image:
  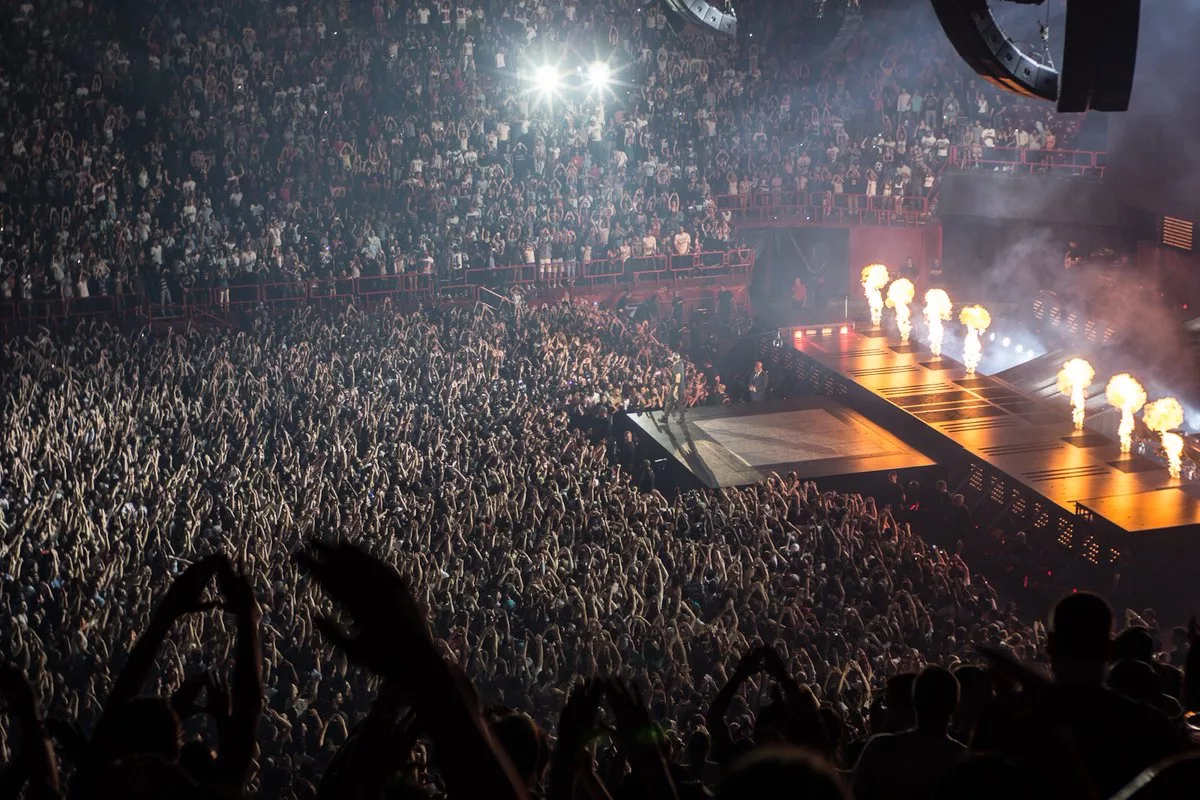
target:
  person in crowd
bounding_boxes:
[852,667,966,800]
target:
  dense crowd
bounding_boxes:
[0,302,1195,798]
[0,0,1085,308]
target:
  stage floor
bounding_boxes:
[789,330,1200,533]
[627,398,936,488]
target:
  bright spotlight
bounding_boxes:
[588,61,611,88]
[1016,344,1024,353]
[989,333,996,341]
[533,64,561,94]
[1001,337,1011,347]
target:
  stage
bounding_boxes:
[762,325,1200,621]
[626,397,936,489]
[780,328,1200,534]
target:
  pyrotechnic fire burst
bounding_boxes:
[958,305,991,376]
[861,264,890,327]
[1143,397,1185,478]
[1162,433,1184,480]
[886,278,916,344]
[1105,374,1147,455]
[1056,358,1096,432]
[923,289,953,358]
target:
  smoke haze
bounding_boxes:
[1105,1,1200,217]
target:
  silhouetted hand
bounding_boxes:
[761,647,790,681]
[549,679,609,800]
[44,718,89,765]
[297,540,527,800]
[733,646,767,681]
[605,679,677,800]
[0,661,60,798]
[159,554,228,622]
[557,678,607,763]
[295,540,437,683]
[605,679,660,755]
[216,558,257,619]
[171,672,211,720]
[0,661,37,716]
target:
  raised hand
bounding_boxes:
[604,679,678,800]
[761,646,791,682]
[170,672,212,720]
[294,539,436,681]
[0,661,38,716]
[549,679,609,800]
[0,662,60,798]
[556,679,607,761]
[215,558,257,618]
[296,539,527,800]
[605,679,658,753]
[733,646,767,680]
[159,553,229,621]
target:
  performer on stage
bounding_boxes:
[748,361,769,403]
[662,353,687,423]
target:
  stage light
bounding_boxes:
[1016,344,1025,353]
[533,64,561,95]
[989,333,996,341]
[588,61,611,89]
[1002,337,1011,347]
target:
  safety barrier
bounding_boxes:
[0,249,753,336]
[715,191,931,227]
[946,146,1106,178]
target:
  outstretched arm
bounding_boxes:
[91,555,226,757]
[214,561,263,791]
[296,541,527,800]
[0,663,59,800]
[706,648,763,767]
[318,684,416,800]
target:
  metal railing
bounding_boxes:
[946,146,1106,178]
[0,248,754,336]
[714,191,932,227]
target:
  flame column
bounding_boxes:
[923,289,953,358]
[886,278,916,344]
[1143,397,1185,478]
[959,305,991,376]
[861,264,890,328]
[1056,358,1096,432]
[1105,374,1147,455]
